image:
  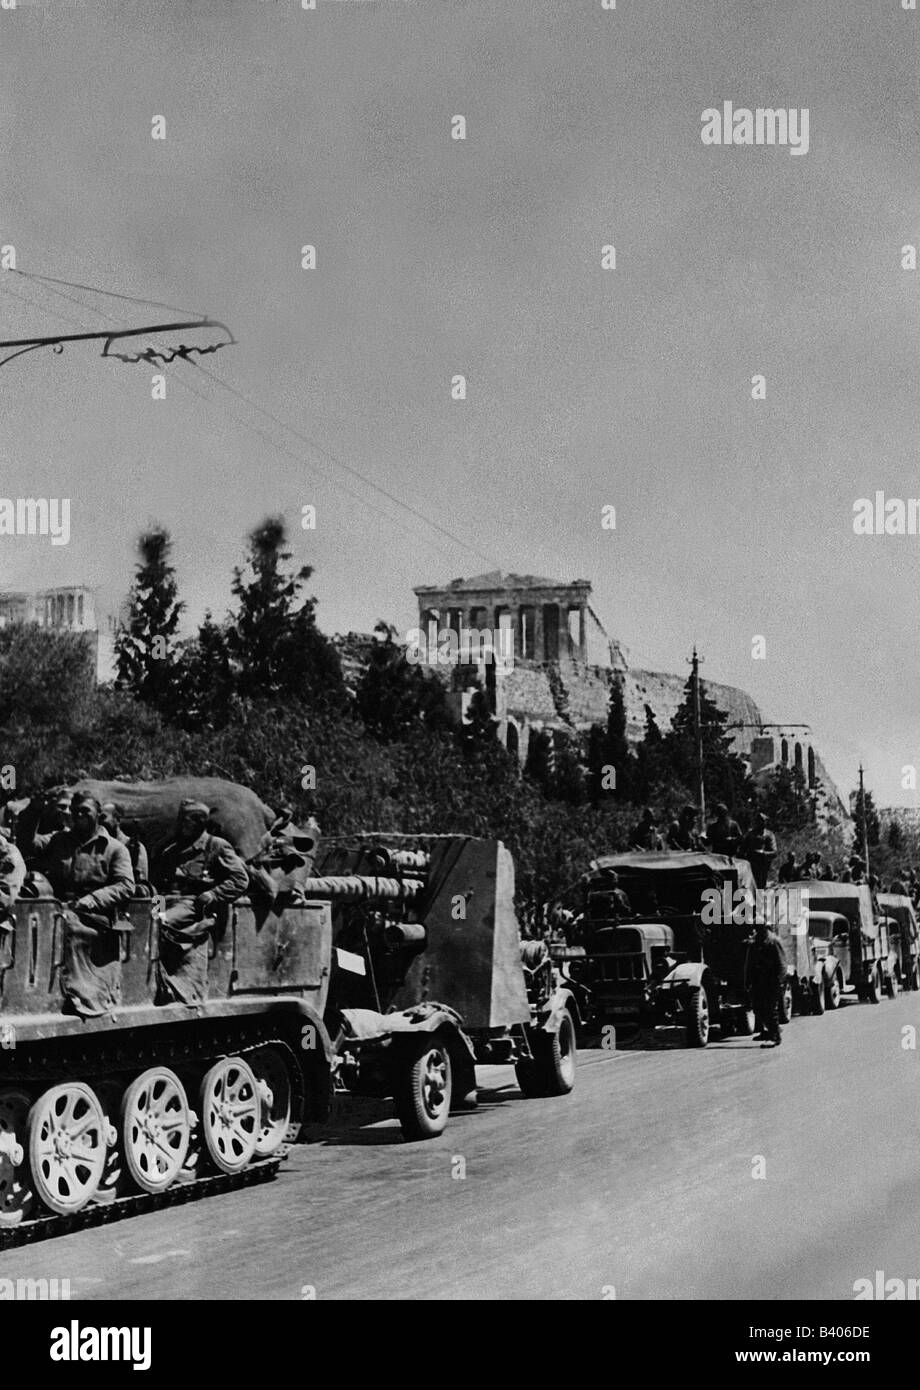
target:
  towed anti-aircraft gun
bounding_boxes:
[308,834,580,1138]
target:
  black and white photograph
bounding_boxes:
[0,0,917,1348]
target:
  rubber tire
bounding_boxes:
[516,1012,577,1098]
[685,985,710,1047]
[812,980,826,1015]
[885,968,900,1000]
[779,982,794,1025]
[912,961,920,992]
[394,1039,452,1141]
[735,1007,757,1037]
[865,966,881,1004]
[825,973,842,1011]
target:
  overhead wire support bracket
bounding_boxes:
[0,317,236,372]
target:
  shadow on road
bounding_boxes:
[302,1081,530,1148]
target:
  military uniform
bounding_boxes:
[152,830,248,1004]
[0,832,26,916]
[749,928,787,1045]
[37,827,135,1017]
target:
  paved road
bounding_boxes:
[4,992,919,1300]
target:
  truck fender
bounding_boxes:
[535,984,577,1034]
[340,1004,477,1063]
[659,961,706,993]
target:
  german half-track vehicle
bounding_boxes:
[565,852,761,1046]
[0,887,334,1238]
[0,831,574,1238]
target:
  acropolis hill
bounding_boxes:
[404,571,849,825]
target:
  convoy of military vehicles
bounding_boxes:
[0,782,915,1245]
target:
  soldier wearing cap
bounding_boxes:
[151,799,248,1004]
[36,793,135,1016]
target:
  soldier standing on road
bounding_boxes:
[151,798,249,1004]
[749,918,787,1047]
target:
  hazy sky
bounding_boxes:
[2,0,919,807]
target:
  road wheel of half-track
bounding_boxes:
[121,1067,191,1194]
[199,1057,260,1174]
[28,1082,108,1216]
[0,1088,33,1227]
[248,1046,294,1158]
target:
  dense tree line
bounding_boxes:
[0,517,862,918]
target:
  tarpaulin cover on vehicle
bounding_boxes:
[589,852,758,916]
[770,880,821,979]
[877,894,919,947]
[587,852,756,986]
[71,778,277,859]
[785,881,876,940]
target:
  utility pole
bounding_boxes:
[688,647,706,824]
[858,763,870,878]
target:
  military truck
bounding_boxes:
[772,885,844,1015]
[567,852,761,1047]
[774,882,899,1005]
[877,893,920,992]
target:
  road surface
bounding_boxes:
[3,991,919,1300]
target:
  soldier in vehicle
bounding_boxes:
[706,803,742,857]
[151,798,249,1004]
[749,917,787,1047]
[667,804,704,851]
[100,801,150,884]
[36,792,135,1016]
[19,787,74,864]
[740,813,777,890]
[630,806,663,851]
[603,870,632,919]
[0,825,26,919]
[777,849,798,883]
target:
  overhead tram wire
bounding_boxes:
[6,266,502,572]
[0,274,458,576]
[9,268,205,321]
[188,359,502,571]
